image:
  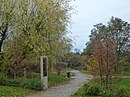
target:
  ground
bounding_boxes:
[0,86,33,97]
[27,70,92,97]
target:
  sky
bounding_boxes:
[69,0,130,52]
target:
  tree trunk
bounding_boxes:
[105,75,109,89]
[23,68,27,79]
[0,23,8,52]
[13,70,17,79]
[57,70,61,75]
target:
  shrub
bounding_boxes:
[115,87,130,97]
[0,77,42,91]
[23,79,42,91]
[0,77,20,86]
[85,84,102,96]
[101,89,115,97]
[27,73,40,79]
[83,83,89,92]
[102,87,130,97]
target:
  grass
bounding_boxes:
[0,77,42,91]
[71,81,100,97]
[0,86,33,97]
[0,73,70,97]
[48,73,70,87]
[114,71,130,76]
[115,65,130,76]
[71,83,97,97]
[27,73,70,87]
[80,70,91,75]
[112,78,130,90]
[72,78,130,97]
[29,72,70,87]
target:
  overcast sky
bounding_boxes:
[70,0,130,51]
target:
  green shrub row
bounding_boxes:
[101,87,130,97]
[73,82,130,97]
[83,83,102,96]
[0,77,42,91]
[0,73,70,91]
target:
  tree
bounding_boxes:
[86,21,118,88]
[0,0,15,52]
[61,52,82,69]
[92,34,117,88]
[54,62,67,75]
[0,0,74,78]
[85,17,130,73]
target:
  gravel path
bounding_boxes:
[27,70,92,97]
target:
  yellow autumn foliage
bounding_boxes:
[87,57,99,75]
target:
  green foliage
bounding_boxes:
[0,77,42,91]
[84,17,130,78]
[48,73,70,87]
[23,79,42,91]
[83,83,90,92]
[112,78,130,90]
[72,78,130,97]
[115,87,129,97]
[62,52,82,69]
[116,64,130,76]
[0,86,33,97]
[101,89,115,97]
[27,73,40,79]
[72,87,86,97]
[80,70,91,75]
[72,85,96,97]
[72,82,102,97]
[0,0,73,78]
[88,17,130,59]
[0,72,70,91]
[64,67,73,72]
[85,84,102,96]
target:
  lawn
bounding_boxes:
[0,86,33,97]
[71,78,130,97]
[49,73,70,87]
[112,78,130,90]
[0,73,70,97]
[80,70,91,75]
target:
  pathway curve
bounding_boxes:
[27,70,92,97]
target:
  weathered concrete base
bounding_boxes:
[40,56,48,90]
[43,76,48,89]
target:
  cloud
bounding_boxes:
[70,0,130,51]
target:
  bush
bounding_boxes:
[83,83,89,92]
[0,77,42,91]
[0,73,69,91]
[101,89,115,97]
[115,87,130,97]
[27,73,40,79]
[85,84,102,96]
[101,87,130,97]
[23,79,42,91]
[0,77,19,86]
[72,78,130,97]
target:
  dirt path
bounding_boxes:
[27,70,92,97]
